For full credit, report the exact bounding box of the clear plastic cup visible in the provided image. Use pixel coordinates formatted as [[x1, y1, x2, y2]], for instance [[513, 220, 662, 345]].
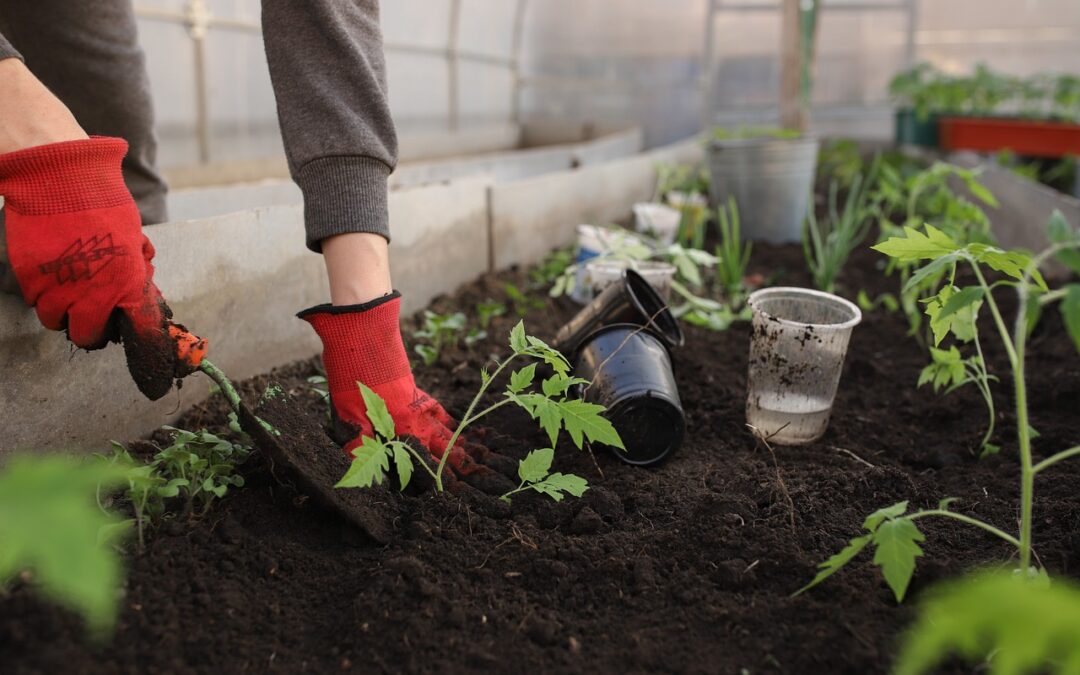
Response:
[[585, 259, 675, 301], [632, 203, 681, 245], [745, 287, 862, 445], [573, 225, 644, 303]]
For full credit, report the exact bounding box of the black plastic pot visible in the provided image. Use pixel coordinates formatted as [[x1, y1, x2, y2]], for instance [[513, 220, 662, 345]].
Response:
[[554, 269, 684, 360], [574, 324, 685, 467]]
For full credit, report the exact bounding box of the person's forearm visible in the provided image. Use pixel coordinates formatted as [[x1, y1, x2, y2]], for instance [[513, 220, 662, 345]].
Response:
[[322, 232, 392, 305], [0, 58, 87, 154]]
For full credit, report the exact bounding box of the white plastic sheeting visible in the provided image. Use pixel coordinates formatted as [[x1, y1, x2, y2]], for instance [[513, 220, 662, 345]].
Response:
[[125, 0, 1080, 169]]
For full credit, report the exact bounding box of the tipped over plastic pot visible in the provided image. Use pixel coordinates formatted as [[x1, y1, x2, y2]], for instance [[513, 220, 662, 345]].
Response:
[[574, 324, 685, 466], [554, 269, 684, 360], [745, 287, 861, 445]]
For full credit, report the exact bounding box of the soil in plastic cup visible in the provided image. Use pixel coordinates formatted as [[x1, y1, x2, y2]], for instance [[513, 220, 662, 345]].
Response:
[[574, 324, 685, 466], [572, 224, 643, 303], [554, 269, 683, 361], [745, 287, 861, 445], [585, 259, 675, 301], [632, 202, 680, 245]]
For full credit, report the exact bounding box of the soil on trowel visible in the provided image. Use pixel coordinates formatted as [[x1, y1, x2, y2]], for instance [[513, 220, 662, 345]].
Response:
[[2, 244, 1079, 674]]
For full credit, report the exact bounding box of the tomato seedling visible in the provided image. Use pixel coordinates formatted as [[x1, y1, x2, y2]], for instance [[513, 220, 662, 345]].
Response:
[[499, 448, 589, 503], [797, 218, 1080, 602]]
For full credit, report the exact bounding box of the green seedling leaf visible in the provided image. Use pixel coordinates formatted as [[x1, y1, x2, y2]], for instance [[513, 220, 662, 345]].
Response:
[[919, 347, 967, 392], [531, 472, 589, 502], [508, 364, 537, 394], [0, 456, 134, 635], [509, 320, 528, 353], [391, 442, 414, 491], [903, 253, 961, 295], [961, 174, 999, 208], [557, 399, 625, 450], [937, 497, 959, 511], [1047, 209, 1080, 275], [980, 442, 1002, 458], [863, 500, 909, 532], [541, 374, 588, 398], [336, 437, 390, 489], [895, 571, 1080, 675], [937, 286, 985, 322], [1062, 285, 1080, 355], [873, 517, 926, 602], [414, 344, 438, 366], [793, 534, 873, 597], [969, 244, 1048, 291], [518, 448, 554, 483], [873, 224, 960, 262], [358, 382, 395, 440], [924, 286, 978, 346]]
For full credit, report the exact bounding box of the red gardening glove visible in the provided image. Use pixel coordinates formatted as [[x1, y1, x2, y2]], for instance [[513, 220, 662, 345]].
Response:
[[300, 293, 507, 485], [0, 137, 203, 400]]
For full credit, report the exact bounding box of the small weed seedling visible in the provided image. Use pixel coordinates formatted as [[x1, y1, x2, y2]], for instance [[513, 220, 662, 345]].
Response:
[[505, 282, 545, 317], [307, 374, 331, 420], [476, 299, 507, 329], [1, 455, 135, 636], [714, 197, 753, 307], [413, 310, 466, 366], [803, 158, 882, 293], [529, 247, 574, 288], [106, 423, 251, 546], [796, 218, 1080, 603], [499, 448, 589, 503], [337, 321, 624, 496]]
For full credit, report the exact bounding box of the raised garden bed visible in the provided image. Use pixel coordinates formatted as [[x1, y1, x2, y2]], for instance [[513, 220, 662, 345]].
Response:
[[2, 240, 1079, 673]]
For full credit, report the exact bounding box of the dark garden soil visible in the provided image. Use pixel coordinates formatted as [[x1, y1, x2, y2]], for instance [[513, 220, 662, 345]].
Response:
[[3, 243, 1080, 675]]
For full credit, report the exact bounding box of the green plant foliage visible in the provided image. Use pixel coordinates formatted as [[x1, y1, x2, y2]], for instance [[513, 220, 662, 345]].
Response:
[[895, 571, 1080, 675], [505, 282, 545, 316], [530, 248, 575, 288], [476, 299, 508, 329], [800, 224, 1080, 603], [413, 311, 467, 366], [0, 456, 135, 635], [804, 157, 882, 293], [795, 501, 926, 602], [335, 383, 430, 491], [715, 197, 752, 305], [817, 139, 865, 189], [500, 448, 589, 503]]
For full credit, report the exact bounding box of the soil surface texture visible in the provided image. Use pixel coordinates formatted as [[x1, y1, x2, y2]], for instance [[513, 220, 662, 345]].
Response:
[[3, 243, 1079, 674]]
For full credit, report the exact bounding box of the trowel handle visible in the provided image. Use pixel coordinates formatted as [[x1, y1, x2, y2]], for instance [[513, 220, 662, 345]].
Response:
[[168, 322, 209, 369]]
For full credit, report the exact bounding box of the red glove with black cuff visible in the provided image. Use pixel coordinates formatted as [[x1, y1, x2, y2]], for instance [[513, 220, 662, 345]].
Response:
[[300, 293, 514, 489], [0, 137, 200, 400]]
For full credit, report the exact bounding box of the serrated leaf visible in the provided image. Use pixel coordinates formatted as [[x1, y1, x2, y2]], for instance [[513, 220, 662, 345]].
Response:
[[541, 374, 587, 398], [509, 321, 528, 353], [1047, 210, 1080, 275], [335, 437, 390, 489], [925, 287, 978, 346], [873, 225, 961, 262], [513, 394, 563, 446], [873, 518, 926, 602], [531, 472, 589, 502], [518, 448, 554, 483], [358, 383, 395, 440], [793, 534, 873, 596], [557, 399, 625, 450], [508, 364, 537, 394], [390, 442, 414, 491], [903, 253, 960, 295], [937, 286, 985, 322], [1062, 285, 1080, 355], [895, 571, 1080, 675], [863, 501, 909, 532], [969, 245, 1048, 291], [0, 456, 134, 635]]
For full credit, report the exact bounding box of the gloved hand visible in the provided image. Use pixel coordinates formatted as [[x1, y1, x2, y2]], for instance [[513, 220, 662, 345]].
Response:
[[0, 137, 202, 400], [300, 293, 514, 492]]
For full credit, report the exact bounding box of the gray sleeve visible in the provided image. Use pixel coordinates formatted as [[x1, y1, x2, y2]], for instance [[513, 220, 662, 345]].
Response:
[[0, 30, 22, 60], [261, 0, 398, 252]]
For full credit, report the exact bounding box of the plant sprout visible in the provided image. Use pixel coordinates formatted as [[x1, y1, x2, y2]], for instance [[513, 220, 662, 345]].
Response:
[[797, 219, 1080, 602], [803, 158, 881, 293]]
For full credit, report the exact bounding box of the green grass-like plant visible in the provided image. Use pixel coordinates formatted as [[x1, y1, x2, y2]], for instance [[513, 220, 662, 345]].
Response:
[[803, 158, 882, 293]]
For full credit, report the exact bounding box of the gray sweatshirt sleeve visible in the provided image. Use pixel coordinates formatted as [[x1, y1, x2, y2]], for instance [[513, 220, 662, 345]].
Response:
[[0, 30, 21, 60], [261, 0, 398, 252]]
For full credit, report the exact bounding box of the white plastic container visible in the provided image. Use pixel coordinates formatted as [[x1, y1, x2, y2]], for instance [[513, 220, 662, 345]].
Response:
[[573, 225, 643, 304], [745, 287, 861, 445], [632, 203, 681, 245], [584, 259, 676, 302], [665, 191, 708, 211]]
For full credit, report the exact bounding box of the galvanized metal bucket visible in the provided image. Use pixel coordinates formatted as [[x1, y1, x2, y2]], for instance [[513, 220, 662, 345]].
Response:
[[706, 136, 819, 244]]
